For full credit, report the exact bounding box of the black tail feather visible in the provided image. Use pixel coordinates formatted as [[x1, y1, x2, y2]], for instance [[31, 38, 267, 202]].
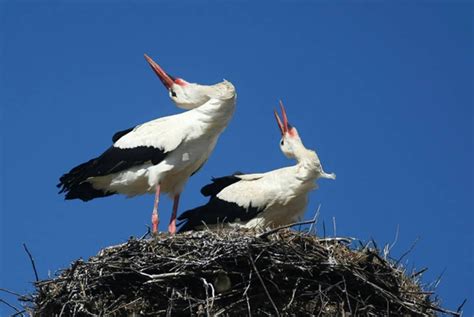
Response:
[[58, 145, 168, 201], [64, 182, 115, 201], [58, 157, 115, 202]]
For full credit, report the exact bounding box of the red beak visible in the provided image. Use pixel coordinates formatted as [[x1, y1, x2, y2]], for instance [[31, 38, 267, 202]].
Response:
[[144, 54, 175, 89], [274, 100, 289, 135]]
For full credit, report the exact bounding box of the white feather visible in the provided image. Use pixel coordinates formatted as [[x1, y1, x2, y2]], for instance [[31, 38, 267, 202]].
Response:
[[215, 165, 318, 228], [90, 91, 236, 198]]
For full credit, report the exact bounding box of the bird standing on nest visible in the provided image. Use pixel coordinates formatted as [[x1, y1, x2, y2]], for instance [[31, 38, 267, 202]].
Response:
[[58, 54, 236, 234], [177, 101, 335, 232]]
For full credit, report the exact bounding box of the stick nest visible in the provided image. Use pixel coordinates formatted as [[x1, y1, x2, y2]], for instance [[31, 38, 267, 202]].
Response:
[[24, 229, 456, 316]]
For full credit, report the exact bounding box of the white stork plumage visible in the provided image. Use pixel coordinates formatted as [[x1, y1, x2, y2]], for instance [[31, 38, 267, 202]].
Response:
[[58, 54, 236, 234], [177, 102, 335, 232]]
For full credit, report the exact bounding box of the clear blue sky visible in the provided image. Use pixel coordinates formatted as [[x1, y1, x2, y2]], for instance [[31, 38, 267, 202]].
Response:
[[1, 1, 472, 315]]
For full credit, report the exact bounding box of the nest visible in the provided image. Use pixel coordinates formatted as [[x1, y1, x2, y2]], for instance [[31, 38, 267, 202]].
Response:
[[22, 229, 460, 316]]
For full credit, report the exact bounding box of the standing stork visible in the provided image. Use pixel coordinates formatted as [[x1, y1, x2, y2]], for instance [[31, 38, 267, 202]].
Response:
[[177, 101, 335, 232], [58, 54, 236, 234]]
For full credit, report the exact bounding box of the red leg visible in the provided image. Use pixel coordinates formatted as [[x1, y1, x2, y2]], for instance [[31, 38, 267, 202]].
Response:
[[168, 194, 180, 234], [152, 184, 161, 234]]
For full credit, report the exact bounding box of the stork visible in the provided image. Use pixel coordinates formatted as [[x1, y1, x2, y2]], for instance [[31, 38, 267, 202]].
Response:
[[58, 54, 236, 234], [177, 101, 335, 232]]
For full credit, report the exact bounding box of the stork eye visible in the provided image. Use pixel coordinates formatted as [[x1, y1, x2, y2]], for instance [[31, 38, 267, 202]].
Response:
[[170, 90, 177, 97], [280, 140, 284, 146]]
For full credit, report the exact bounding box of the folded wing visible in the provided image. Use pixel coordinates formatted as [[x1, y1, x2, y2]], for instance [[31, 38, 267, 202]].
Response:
[[58, 114, 194, 201], [177, 172, 268, 232]]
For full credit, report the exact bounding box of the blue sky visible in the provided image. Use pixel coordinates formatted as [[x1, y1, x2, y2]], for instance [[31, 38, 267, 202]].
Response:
[[1, 1, 472, 315]]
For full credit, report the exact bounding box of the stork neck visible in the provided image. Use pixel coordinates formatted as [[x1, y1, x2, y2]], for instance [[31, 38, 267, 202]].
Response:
[[290, 141, 313, 165], [294, 149, 319, 177], [293, 146, 335, 182], [195, 96, 236, 131], [291, 142, 332, 181]]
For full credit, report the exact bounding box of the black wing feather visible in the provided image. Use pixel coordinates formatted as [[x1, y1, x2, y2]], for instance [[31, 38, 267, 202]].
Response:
[[112, 127, 135, 143], [58, 145, 167, 201], [177, 197, 264, 232], [200, 172, 243, 197]]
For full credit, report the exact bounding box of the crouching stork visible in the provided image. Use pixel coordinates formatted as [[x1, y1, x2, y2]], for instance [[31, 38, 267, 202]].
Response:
[[177, 101, 335, 232]]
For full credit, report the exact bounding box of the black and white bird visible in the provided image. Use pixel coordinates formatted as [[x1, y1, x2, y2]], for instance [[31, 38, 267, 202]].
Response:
[[58, 54, 236, 234], [177, 102, 335, 232]]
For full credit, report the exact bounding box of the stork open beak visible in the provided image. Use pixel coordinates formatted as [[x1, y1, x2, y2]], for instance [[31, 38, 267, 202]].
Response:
[[274, 100, 290, 135], [144, 54, 175, 89]]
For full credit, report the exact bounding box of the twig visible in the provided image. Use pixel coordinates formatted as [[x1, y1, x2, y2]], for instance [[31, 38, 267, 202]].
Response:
[[410, 267, 428, 278], [308, 204, 321, 235], [341, 275, 352, 315], [400, 291, 434, 295], [456, 298, 467, 314], [383, 224, 401, 260], [248, 252, 280, 317], [0, 288, 23, 297], [317, 237, 353, 244], [389, 224, 400, 252], [201, 277, 215, 316], [422, 302, 462, 317], [284, 278, 300, 311], [140, 226, 151, 240], [214, 298, 247, 316], [138, 271, 189, 282], [0, 298, 21, 313], [245, 293, 252, 316], [433, 268, 446, 289], [361, 240, 372, 251], [107, 298, 142, 316], [22, 243, 39, 282], [58, 301, 68, 317], [258, 217, 318, 239], [352, 272, 421, 315], [395, 237, 420, 266], [243, 271, 253, 297], [332, 216, 337, 237], [166, 288, 174, 317], [370, 237, 378, 250]]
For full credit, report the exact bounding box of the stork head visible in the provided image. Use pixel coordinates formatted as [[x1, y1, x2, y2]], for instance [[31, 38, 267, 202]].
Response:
[[274, 101, 304, 159], [274, 101, 336, 180], [144, 54, 214, 110]]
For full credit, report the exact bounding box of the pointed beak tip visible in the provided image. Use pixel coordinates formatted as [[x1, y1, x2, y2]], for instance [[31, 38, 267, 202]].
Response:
[[274, 108, 284, 135], [143, 54, 174, 89], [277, 102, 289, 133]]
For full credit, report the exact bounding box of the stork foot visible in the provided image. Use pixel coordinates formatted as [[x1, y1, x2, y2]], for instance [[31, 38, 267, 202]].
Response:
[[169, 194, 180, 235], [168, 219, 177, 235]]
